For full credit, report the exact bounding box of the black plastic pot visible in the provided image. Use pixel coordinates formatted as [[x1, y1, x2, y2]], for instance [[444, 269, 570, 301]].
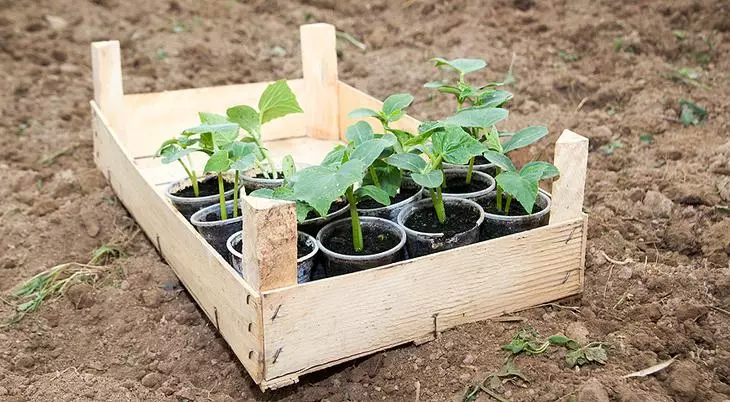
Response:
[[357, 187, 424, 222], [443, 155, 497, 177], [190, 200, 243, 260], [298, 200, 349, 236], [317, 217, 406, 277], [226, 230, 319, 283], [397, 197, 485, 258], [479, 189, 552, 240], [424, 169, 495, 204], [165, 174, 235, 220]]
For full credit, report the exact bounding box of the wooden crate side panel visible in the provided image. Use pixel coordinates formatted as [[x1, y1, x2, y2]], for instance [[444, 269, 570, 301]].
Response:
[[123, 79, 306, 158], [337, 82, 420, 139], [260, 217, 586, 380], [91, 101, 265, 383]]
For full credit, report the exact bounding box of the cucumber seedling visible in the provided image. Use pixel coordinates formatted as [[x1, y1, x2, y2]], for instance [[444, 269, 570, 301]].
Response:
[[483, 154, 559, 215]]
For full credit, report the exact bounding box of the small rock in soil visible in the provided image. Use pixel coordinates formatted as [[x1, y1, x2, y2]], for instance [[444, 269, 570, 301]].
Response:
[[616, 264, 633, 280], [80, 214, 100, 237], [665, 361, 700, 400], [14, 354, 35, 369], [462, 354, 476, 365], [140, 372, 163, 388], [66, 282, 95, 309], [566, 321, 590, 344], [643, 190, 673, 218], [578, 378, 609, 402], [140, 288, 164, 308]]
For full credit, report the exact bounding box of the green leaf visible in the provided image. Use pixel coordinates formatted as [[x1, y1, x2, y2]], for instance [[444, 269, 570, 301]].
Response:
[[443, 107, 508, 128], [291, 160, 364, 217], [432, 126, 486, 164], [386, 128, 412, 147], [385, 153, 427, 173], [496, 171, 539, 213], [411, 170, 443, 189], [198, 112, 229, 124], [479, 90, 513, 107], [482, 150, 516, 171], [502, 126, 549, 153], [548, 335, 570, 346], [204, 150, 231, 173], [521, 161, 559, 180], [679, 99, 707, 127], [371, 164, 401, 197], [321, 145, 347, 168], [382, 93, 414, 117], [251, 187, 311, 222], [584, 346, 608, 364], [183, 122, 239, 136], [345, 121, 374, 145], [348, 108, 380, 119], [258, 79, 303, 125], [432, 57, 487, 75], [566, 349, 584, 367], [226, 105, 260, 137], [160, 144, 195, 164], [281, 155, 296, 180], [349, 139, 388, 169], [230, 154, 257, 172], [424, 80, 448, 89], [355, 185, 391, 206], [377, 133, 399, 148]]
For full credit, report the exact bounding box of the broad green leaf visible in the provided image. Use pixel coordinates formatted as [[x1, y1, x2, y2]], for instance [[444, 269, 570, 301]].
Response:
[[291, 160, 364, 217], [548, 335, 570, 345], [258, 79, 303, 124], [482, 150, 516, 172], [521, 161, 559, 180], [496, 171, 539, 214], [230, 153, 257, 172], [433, 126, 486, 165], [251, 187, 311, 222], [411, 170, 443, 189], [204, 150, 231, 173], [483, 129, 503, 152], [226, 141, 258, 159], [348, 108, 380, 119], [281, 155, 296, 180], [183, 122, 239, 136], [418, 121, 441, 135], [424, 80, 448, 89], [385, 153, 427, 173], [444, 107, 508, 128], [198, 112, 229, 124], [479, 90, 513, 107], [345, 121, 374, 145], [432, 57, 487, 75], [189, 124, 239, 150], [371, 164, 401, 197], [355, 185, 391, 206], [160, 145, 195, 164], [382, 93, 414, 117], [320, 145, 347, 168], [226, 105, 260, 137], [386, 128, 412, 146], [377, 133, 399, 148], [584, 346, 608, 364], [349, 139, 388, 169], [502, 126, 549, 153]]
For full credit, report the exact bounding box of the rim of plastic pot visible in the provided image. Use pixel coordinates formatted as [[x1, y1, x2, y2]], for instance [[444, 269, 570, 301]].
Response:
[[302, 200, 350, 225], [166, 173, 235, 203], [356, 187, 424, 214], [482, 189, 552, 222], [316, 217, 407, 262], [242, 162, 312, 184], [297, 231, 319, 263], [432, 169, 496, 199], [442, 161, 496, 169], [190, 200, 244, 227], [226, 230, 243, 261], [397, 196, 486, 238]]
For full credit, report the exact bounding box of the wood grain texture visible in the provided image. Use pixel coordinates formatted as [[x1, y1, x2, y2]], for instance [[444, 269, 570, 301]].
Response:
[[123, 79, 307, 158], [550, 129, 589, 224], [242, 196, 298, 291], [91, 101, 265, 383], [300, 24, 339, 140], [337, 81, 420, 140], [260, 216, 587, 381], [91, 41, 126, 144]]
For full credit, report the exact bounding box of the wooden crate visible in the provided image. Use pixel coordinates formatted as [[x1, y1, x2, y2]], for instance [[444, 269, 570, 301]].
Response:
[[90, 23, 589, 390]]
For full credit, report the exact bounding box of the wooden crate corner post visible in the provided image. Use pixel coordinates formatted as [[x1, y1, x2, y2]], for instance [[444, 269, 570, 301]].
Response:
[[241, 195, 299, 292], [300, 23, 340, 141], [91, 40, 126, 146], [550, 129, 589, 224]]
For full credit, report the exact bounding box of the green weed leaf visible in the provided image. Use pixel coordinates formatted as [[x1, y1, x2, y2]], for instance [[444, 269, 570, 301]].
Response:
[[679, 99, 707, 127], [258, 79, 303, 124]]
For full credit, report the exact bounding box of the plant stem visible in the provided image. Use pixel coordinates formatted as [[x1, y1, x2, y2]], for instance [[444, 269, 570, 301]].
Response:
[[431, 186, 447, 224], [254, 137, 277, 178], [345, 186, 363, 252], [178, 160, 199, 197], [496, 185, 503, 212], [253, 159, 271, 179], [465, 156, 475, 184], [217, 174, 228, 221], [369, 166, 380, 187], [504, 195, 512, 215], [233, 171, 240, 218]]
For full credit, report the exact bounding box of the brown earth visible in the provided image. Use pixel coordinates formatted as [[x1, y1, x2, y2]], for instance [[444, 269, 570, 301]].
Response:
[[1, 0, 729, 400]]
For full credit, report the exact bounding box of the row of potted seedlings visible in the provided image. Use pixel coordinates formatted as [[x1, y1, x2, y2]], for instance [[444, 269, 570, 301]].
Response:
[[157, 58, 559, 283]]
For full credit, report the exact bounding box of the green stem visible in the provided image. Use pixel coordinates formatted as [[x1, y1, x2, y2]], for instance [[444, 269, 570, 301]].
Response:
[[504, 195, 512, 215], [254, 137, 277, 178], [465, 156, 475, 185], [233, 171, 240, 218], [254, 159, 271, 179], [368, 166, 380, 187], [431, 186, 447, 224], [496, 185, 503, 212], [217, 174, 228, 221], [345, 186, 363, 252], [178, 160, 199, 197]]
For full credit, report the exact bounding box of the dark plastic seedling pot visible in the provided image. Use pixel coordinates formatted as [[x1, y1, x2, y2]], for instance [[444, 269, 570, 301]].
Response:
[[357, 187, 424, 222], [165, 174, 236, 220], [443, 155, 497, 177], [227, 230, 319, 283], [317, 217, 406, 277], [479, 189, 552, 240], [298, 201, 349, 236], [397, 197, 485, 258], [423, 169, 495, 205], [190, 200, 243, 260]]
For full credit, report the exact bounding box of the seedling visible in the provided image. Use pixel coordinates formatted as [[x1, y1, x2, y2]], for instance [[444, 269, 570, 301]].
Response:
[[501, 327, 609, 368], [483, 155, 559, 215], [344, 120, 402, 198], [679, 99, 707, 127]]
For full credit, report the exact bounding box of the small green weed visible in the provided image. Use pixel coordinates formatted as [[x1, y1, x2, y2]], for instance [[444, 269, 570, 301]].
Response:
[[679, 99, 707, 127]]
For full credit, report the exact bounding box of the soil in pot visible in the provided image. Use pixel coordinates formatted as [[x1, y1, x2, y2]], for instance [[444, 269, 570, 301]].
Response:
[[166, 175, 236, 220], [424, 170, 495, 204], [174, 177, 234, 197], [405, 203, 482, 236], [479, 190, 551, 240], [320, 224, 401, 256], [443, 155, 497, 177], [190, 200, 243, 260], [298, 198, 349, 236]]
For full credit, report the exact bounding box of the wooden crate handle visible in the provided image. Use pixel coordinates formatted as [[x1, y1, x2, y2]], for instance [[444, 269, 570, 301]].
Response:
[[300, 23, 339, 141], [549, 129, 589, 224], [91, 41, 126, 145], [242, 195, 298, 291]]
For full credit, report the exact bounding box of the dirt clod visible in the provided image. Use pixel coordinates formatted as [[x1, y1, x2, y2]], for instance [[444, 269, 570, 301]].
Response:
[[643, 190, 674, 218], [66, 282, 95, 309], [566, 322, 590, 344], [665, 361, 700, 401], [140, 372, 163, 389], [578, 378, 609, 402]]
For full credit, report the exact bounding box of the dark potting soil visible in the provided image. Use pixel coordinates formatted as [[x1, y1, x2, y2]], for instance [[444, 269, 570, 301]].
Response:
[[472, 155, 490, 165], [482, 195, 542, 216], [234, 238, 313, 259], [405, 203, 481, 236], [254, 172, 284, 180], [322, 224, 400, 256], [204, 208, 243, 222], [443, 175, 489, 194], [356, 187, 418, 210], [174, 178, 234, 198], [305, 199, 348, 220], [233, 239, 242, 256]]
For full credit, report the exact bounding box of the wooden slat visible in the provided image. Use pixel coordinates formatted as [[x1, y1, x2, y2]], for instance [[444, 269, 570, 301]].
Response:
[[123, 79, 307, 159], [300, 24, 339, 140], [242, 196, 298, 291], [91, 101, 265, 383], [550, 130, 589, 224], [91, 41, 126, 144], [259, 216, 586, 382], [337, 82, 420, 139]]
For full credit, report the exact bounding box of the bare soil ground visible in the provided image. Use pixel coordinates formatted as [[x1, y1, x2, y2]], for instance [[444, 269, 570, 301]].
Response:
[[1, 0, 729, 400]]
